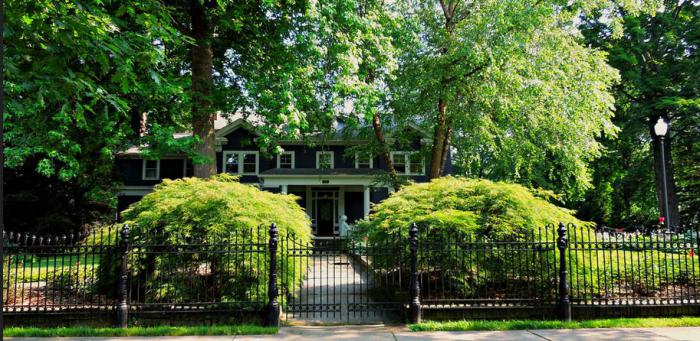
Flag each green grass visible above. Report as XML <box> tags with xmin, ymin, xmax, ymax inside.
<box><xmin>410</xmin><ymin>317</ymin><xmax>700</xmax><ymax>332</ymax></box>
<box><xmin>3</xmin><ymin>325</ymin><xmax>278</xmax><ymax>337</ymax></box>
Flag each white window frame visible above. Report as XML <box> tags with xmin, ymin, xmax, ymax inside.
<box><xmin>277</xmin><ymin>151</ymin><xmax>295</xmax><ymax>169</ymax></box>
<box><xmin>142</xmin><ymin>159</ymin><xmax>160</xmax><ymax>180</ymax></box>
<box><xmin>222</xmin><ymin>151</ymin><xmax>259</xmax><ymax>175</ymax></box>
<box><xmin>316</xmin><ymin>151</ymin><xmax>334</xmax><ymax>169</ymax></box>
<box><xmin>355</xmin><ymin>152</ymin><xmax>373</xmax><ymax>169</ymax></box>
<box><xmin>390</xmin><ymin>151</ymin><xmax>425</xmax><ymax>176</ymax></box>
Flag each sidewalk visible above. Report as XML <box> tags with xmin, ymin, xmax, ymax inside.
<box><xmin>7</xmin><ymin>325</ymin><xmax>700</xmax><ymax>340</ymax></box>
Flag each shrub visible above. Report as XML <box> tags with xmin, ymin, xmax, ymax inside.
<box><xmin>354</xmin><ymin>176</ymin><xmax>590</xmax><ymax>239</ymax></box>
<box><xmin>105</xmin><ymin>174</ymin><xmax>311</xmax><ymax>306</ymax></box>
<box><xmin>352</xmin><ymin>177</ymin><xmax>590</xmax><ymax>300</ymax></box>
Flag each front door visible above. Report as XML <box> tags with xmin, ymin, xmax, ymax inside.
<box><xmin>312</xmin><ymin>189</ymin><xmax>338</xmax><ymax>236</ymax></box>
<box><xmin>316</xmin><ymin>199</ymin><xmax>335</xmax><ymax>236</ymax></box>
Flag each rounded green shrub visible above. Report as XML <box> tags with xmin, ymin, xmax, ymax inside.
<box><xmin>353</xmin><ymin>177</ymin><xmax>591</xmax><ymax>301</ymax></box>
<box><xmin>115</xmin><ymin>174</ymin><xmax>311</xmax><ymax>307</ymax></box>
<box><xmin>355</xmin><ymin>176</ymin><xmax>591</xmax><ymax>239</ymax></box>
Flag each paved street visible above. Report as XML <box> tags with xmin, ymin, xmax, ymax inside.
<box><xmin>7</xmin><ymin>326</ymin><xmax>700</xmax><ymax>340</ymax></box>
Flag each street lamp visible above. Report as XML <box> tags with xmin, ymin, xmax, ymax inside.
<box><xmin>654</xmin><ymin>117</ymin><xmax>671</xmax><ymax>231</ymax></box>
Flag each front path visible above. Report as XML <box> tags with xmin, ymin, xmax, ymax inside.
<box><xmin>285</xmin><ymin>251</ymin><xmax>398</xmax><ymax>324</ymax></box>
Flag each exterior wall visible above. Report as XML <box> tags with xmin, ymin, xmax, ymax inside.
<box><xmin>116</xmin><ymin>158</ymin><xmax>186</xmax><ymax>186</ymax></box>
<box><xmin>344</xmin><ymin>191</ymin><xmax>364</xmax><ymax>224</ymax></box>
<box><xmin>116</xmin><ymin>125</ymin><xmax>451</xmax><ymax>221</ymax></box>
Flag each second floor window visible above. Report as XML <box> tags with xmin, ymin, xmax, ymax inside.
<box><xmin>142</xmin><ymin>159</ymin><xmax>160</xmax><ymax>180</ymax></box>
<box><xmin>317</xmin><ymin>151</ymin><xmax>334</xmax><ymax>169</ymax></box>
<box><xmin>355</xmin><ymin>152</ymin><xmax>373</xmax><ymax>169</ymax></box>
<box><xmin>224</xmin><ymin>151</ymin><xmax>259</xmax><ymax>175</ymax></box>
<box><xmin>277</xmin><ymin>151</ymin><xmax>295</xmax><ymax>169</ymax></box>
<box><xmin>390</xmin><ymin>152</ymin><xmax>424</xmax><ymax>175</ymax></box>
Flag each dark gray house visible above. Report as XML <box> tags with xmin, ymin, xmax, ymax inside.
<box><xmin>116</xmin><ymin>116</ymin><xmax>451</xmax><ymax>237</ymax></box>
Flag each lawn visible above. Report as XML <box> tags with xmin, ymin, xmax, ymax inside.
<box><xmin>410</xmin><ymin>316</ymin><xmax>700</xmax><ymax>331</ymax></box>
<box><xmin>3</xmin><ymin>325</ymin><xmax>278</xmax><ymax>337</ymax></box>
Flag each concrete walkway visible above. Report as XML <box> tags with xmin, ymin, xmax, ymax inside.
<box><xmin>7</xmin><ymin>326</ymin><xmax>700</xmax><ymax>340</ymax></box>
<box><xmin>286</xmin><ymin>252</ymin><xmax>399</xmax><ymax>324</ymax></box>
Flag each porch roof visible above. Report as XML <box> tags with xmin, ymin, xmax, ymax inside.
<box><xmin>259</xmin><ymin>168</ymin><xmax>382</xmax><ymax>177</ymax></box>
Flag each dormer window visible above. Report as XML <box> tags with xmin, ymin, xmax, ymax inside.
<box><xmin>317</xmin><ymin>151</ymin><xmax>334</xmax><ymax>169</ymax></box>
<box><xmin>142</xmin><ymin>159</ymin><xmax>160</xmax><ymax>180</ymax></box>
<box><xmin>223</xmin><ymin>151</ymin><xmax>259</xmax><ymax>175</ymax></box>
<box><xmin>277</xmin><ymin>151</ymin><xmax>295</xmax><ymax>169</ymax></box>
<box><xmin>355</xmin><ymin>152</ymin><xmax>373</xmax><ymax>169</ymax></box>
<box><xmin>390</xmin><ymin>151</ymin><xmax>424</xmax><ymax>175</ymax></box>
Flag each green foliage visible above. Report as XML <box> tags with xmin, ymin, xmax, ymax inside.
<box><xmin>3</xmin><ymin>0</ymin><xmax>189</xmax><ymax>230</ymax></box>
<box><xmin>354</xmin><ymin>177</ymin><xmax>590</xmax><ymax>239</ymax></box>
<box><xmin>381</xmin><ymin>0</ymin><xmax>659</xmax><ymax>195</ymax></box>
<box><xmin>4</xmin><ymin>325</ymin><xmax>278</xmax><ymax>337</ymax></box>
<box><xmin>118</xmin><ymin>174</ymin><xmax>311</xmax><ymax>305</ymax></box>
<box><xmin>410</xmin><ymin>317</ymin><xmax>700</xmax><ymax>331</ymax></box>
<box><xmin>578</xmin><ymin>2</ymin><xmax>700</xmax><ymax>227</ymax></box>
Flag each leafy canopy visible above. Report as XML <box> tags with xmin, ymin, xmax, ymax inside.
<box><xmin>578</xmin><ymin>1</ymin><xmax>700</xmax><ymax>227</ymax></box>
<box><xmin>380</xmin><ymin>0</ymin><xmax>661</xmax><ymax>196</ymax></box>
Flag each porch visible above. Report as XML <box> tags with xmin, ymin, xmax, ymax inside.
<box><xmin>258</xmin><ymin>168</ymin><xmax>392</xmax><ymax>237</ymax></box>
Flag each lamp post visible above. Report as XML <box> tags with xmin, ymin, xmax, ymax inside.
<box><xmin>654</xmin><ymin>117</ymin><xmax>671</xmax><ymax>231</ymax></box>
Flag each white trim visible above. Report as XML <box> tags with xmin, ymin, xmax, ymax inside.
<box><xmin>354</xmin><ymin>152</ymin><xmax>373</xmax><ymax>169</ymax></box>
<box><xmin>118</xmin><ymin>186</ymin><xmax>154</xmax><ymax>196</ymax></box>
<box><xmin>215</xmin><ymin>118</ymin><xmax>256</xmax><ymax>138</ymax></box>
<box><xmin>222</xmin><ymin>150</ymin><xmax>259</xmax><ymax>175</ymax></box>
<box><xmin>261</xmin><ymin>175</ymin><xmax>383</xmax><ymax>187</ymax></box>
<box><xmin>277</xmin><ymin>151</ymin><xmax>295</xmax><ymax>169</ymax></box>
<box><xmin>390</xmin><ymin>151</ymin><xmax>425</xmax><ymax>176</ymax></box>
<box><xmin>141</xmin><ymin>159</ymin><xmax>160</xmax><ymax>180</ymax></box>
<box><xmin>316</xmin><ymin>151</ymin><xmax>334</xmax><ymax>169</ymax></box>
<box><xmin>363</xmin><ymin>186</ymin><xmax>371</xmax><ymax>217</ymax></box>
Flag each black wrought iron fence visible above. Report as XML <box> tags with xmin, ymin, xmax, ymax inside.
<box><xmin>567</xmin><ymin>225</ymin><xmax>700</xmax><ymax>306</ymax></box>
<box><xmin>3</xmin><ymin>222</ymin><xmax>700</xmax><ymax>326</ymax></box>
<box><xmin>416</xmin><ymin>224</ymin><xmax>559</xmax><ymax>309</ymax></box>
<box><xmin>2</xmin><ymin>227</ymin><xmax>120</xmax><ymax>314</ymax></box>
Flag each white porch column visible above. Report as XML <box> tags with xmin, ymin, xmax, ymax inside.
<box><xmin>388</xmin><ymin>186</ymin><xmax>395</xmax><ymax>194</ymax></box>
<box><xmin>338</xmin><ymin>187</ymin><xmax>345</xmax><ymax>219</ymax></box>
<box><xmin>280</xmin><ymin>185</ymin><xmax>288</xmax><ymax>194</ymax></box>
<box><xmin>363</xmin><ymin>186</ymin><xmax>371</xmax><ymax>217</ymax></box>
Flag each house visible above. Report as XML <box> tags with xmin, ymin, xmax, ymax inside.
<box><xmin>116</xmin><ymin>116</ymin><xmax>451</xmax><ymax>237</ymax></box>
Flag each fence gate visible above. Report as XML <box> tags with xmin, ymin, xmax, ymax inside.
<box><xmin>279</xmin><ymin>234</ymin><xmax>408</xmax><ymax>324</ymax></box>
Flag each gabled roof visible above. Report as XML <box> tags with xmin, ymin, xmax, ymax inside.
<box><xmin>119</xmin><ymin>113</ymin><xmax>432</xmax><ymax>156</ymax></box>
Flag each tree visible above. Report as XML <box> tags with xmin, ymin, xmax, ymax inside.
<box><xmin>383</xmin><ymin>0</ymin><xmax>659</xmax><ymax>198</ymax></box>
<box><xmin>579</xmin><ymin>1</ymin><xmax>700</xmax><ymax>227</ymax></box>
<box><xmin>4</xmin><ymin>0</ymin><xmax>187</xmax><ymax>230</ymax></box>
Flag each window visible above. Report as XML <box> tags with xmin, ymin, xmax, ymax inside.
<box><xmin>355</xmin><ymin>152</ymin><xmax>373</xmax><ymax>169</ymax></box>
<box><xmin>316</xmin><ymin>151</ymin><xmax>334</xmax><ymax>169</ymax></box>
<box><xmin>277</xmin><ymin>152</ymin><xmax>295</xmax><ymax>169</ymax></box>
<box><xmin>390</xmin><ymin>152</ymin><xmax>424</xmax><ymax>175</ymax></box>
<box><xmin>142</xmin><ymin>159</ymin><xmax>160</xmax><ymax>180</ymax></box>
<box><xmin>223</xmin><ymin>151</ymin><xmax>258</xmax><ymax>175</ymax></box>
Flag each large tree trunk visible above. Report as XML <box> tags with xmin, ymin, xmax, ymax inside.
<box><xmin>372</xmin><ymin>112</ymin><xmax>400</xmax><ymax>190</ymax></box>
<box><xmin>190</xmin><ymin>1</ymin><xmax>217</xmax><ymax>178</ymax></box>
<box><xmin>429</xmin><ymin>98</ymin><xmax>448</xmax><ymax>179</ymax></box>
<box><xmin>438</xmin><ymin>118</ymin><xmax>453</xmax><ymax>175</ymax></box>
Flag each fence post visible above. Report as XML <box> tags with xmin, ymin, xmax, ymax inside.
<box><xmin>557</xmin><ymin>222</ymin><xmax>572</xmax><ymax>321</ymax></box>
<box><xmin>409</xmin><ymin>222</ymin><xmax>421</xmax><ymax>324</ymax></box>
<box><xmin>116</xmin><ymin>224</ymin><xmax>130</xmax><ymax>328</ymax></box>
<box><xmin>264</xmin><ymin>223</ymin><xmax>280</xmax><ymax>327</ymax></box>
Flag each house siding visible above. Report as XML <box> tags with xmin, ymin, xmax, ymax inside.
<box><xmin>116</xmin><ymin>122</ymin><xmax>452</xmax><ymax>221</ymax></box>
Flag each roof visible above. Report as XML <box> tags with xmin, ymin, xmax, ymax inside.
<box><xmin>259</xmin><ymin>168</ymin><xmax>383</xmax><ymax>177</ymax></box>
<box><xmin>119</xmin><ymin>112</ymin><xmax>431</xmax><ymax>156</ymax></box>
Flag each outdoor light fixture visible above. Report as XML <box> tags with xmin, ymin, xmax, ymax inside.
<box><xmin>654</xmin><ymin>117</ymin><xmax>669</xmax><ymax>137</ymax></box>
<box><xmin>654</xmin><ymin>116</ymin><xmax>671</xmax><ymax>231</ymax></box>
